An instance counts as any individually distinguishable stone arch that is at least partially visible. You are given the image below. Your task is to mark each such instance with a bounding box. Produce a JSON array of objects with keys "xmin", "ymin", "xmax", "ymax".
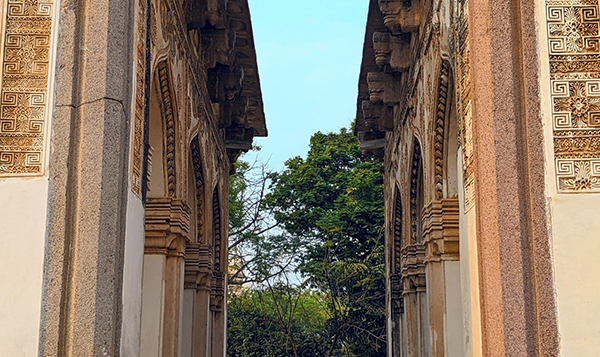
[
  {"xmin": 433, "ymin": 59, "xmax": 452, "ymax": 200},
  {"xmin": 156, "ymin": 60, "xmax": 178, "ymax": 197}
]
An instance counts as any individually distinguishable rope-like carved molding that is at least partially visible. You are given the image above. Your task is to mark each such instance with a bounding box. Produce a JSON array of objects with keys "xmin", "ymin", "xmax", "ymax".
[
  {"xmin": 211, "ymin": 188, "xmax": 224, "ymax": 311},
  {"xmin": 0, "ymin": 0, "xmax": 57, "ymax": 175},
  {"xmin": 409, "ymin": 139, "xmax": 422, "ymax": 244},
  {"xmin": 131, "ymin": 0, "xmax": 149, "ymax": 196},
  {"xmin": 393, "ymin": 186, "xmax": 403, "ymax": 274},
  {"xmin": 191, "ymin": 136, "xmax": 204, "ymax": 242},
  {"xmin": 212, "ymin": 188, "xmax": 222, "ymax": 273},
  {"xmin": 545, "ymin": 0, "xmax": 600, "ymax": 192},
  {"xmin": 157, "ymin": 62, "xmax": 177, "ymax": 196},
  {"xmin": 434, "ymin": 61, "xmax": 450, "ymax": 200}
]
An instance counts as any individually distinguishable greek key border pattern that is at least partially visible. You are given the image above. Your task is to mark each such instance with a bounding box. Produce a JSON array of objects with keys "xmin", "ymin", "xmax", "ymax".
[
  {"xmin": 547, "ymin": 0, "xmax": 600, "ymax": 192},
  {"xmin": 0, "ymin": 0, "xmax": 55, "ymax": 176}
]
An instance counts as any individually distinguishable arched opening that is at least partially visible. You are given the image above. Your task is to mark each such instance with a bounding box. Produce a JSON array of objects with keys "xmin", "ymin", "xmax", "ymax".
[{"xmin": 391, "ymin": 185, "xmax": 406, "ymax": 357}]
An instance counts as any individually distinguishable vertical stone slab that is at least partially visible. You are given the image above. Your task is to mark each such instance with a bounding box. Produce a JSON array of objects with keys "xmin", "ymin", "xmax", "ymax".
[
  {"xmin": 468, "ymin": 0, "xmax": 560, "ymax": 355},
  {"xmin": 38, "ymin": 0, "xmax": 134, "ymax": 352}
]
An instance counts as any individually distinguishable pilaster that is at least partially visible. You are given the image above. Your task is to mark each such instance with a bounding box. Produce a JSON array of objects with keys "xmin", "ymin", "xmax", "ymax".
[{"xmin": 38, "ymin": 0, "xmax": 135, "ymax": 351}]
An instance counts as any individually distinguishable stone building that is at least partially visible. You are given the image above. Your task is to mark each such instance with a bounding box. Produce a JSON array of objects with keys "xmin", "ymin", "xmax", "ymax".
[
  {"xmin": 0, "ymin": 0, "xmax": 265, "ymax": 355},
  {"xmin": 356, "ymin": 0, "xmax": 600, "ymax": 356}
]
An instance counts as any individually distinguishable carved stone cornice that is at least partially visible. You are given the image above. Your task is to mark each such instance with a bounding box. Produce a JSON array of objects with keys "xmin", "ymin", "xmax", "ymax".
[
  {"xmin": 225, "ymin": 125, "xmax": 254, "ymax": 172},
  {"xmin": 358, "ymin": 130, "xmax": 387, "ymax": 159},
  {"xmin": 362, "ymin": 100, "xmax": 394, "ymax": 133},
  {"xmin": 390, "ymin": 273, "xmax": 404, "ymax": 314},
  {"xmin": 377, "ymin": 0, "xmax": 423, "ymax": 34},
  {"xmin": 186, "ymin": 0, "xmax": 228, "ymax": 31},
  {"xmin": 401, "ymin": 243, "xmax": 426, "ymax": 295},
  {"xmin": 184, "ymin": 242, "xmax": 214, "ymax": 289},
  {"xmin": 207, "ymin": 65, "xmax": 244, "ymax": 104},
  {"xmin": 373, "ymin": 32, "xmax": 411, "ymax": 73},
  {"xmin": 422, "ymin": 199, "xmax": 459, "ymax": 262},
  {"xmin": 367, "ymin": 72, "xmax": 400, "ymax": 106},
  {"xmin": 145, "ymin": 197, "xmax": 191, "ymax": 254},
  {"xmin": 210, "ymin": 272, "xmax": 225, "ymax": 312}
]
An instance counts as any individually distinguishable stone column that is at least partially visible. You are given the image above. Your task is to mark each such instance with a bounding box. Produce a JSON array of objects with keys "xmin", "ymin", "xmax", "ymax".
[
  {"xmin": 423, "ymin": 199, "xmax": 463, "ymax": 357},
  {"xmin": 185, "ymin": 243, "xmax": 213, "ymax": 357},
  {"xmin": 38, "ymin": 0, "xmax": 135, "ymax": 352},
  {"xmin": 142, "ymin": 197, "xmax": 190, "ymax": 357},
  {"xmin": 389, "ymin": 274, "xmax": 404, "ymax": 356},
  {"xmin": 402, "ymin": 244, "xmax": 427, "ymax": 357},
  {"xmin": 467, "ymin": 0, "xmax": 560, "ymax": 355}
]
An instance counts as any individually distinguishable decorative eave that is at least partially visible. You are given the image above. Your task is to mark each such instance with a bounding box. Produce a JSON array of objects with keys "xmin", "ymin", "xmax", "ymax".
[
  {"xmin": 356, "ymin": 0, "xmax": 387, "ymax": 137},
  {"xmin": 356, "ymin": 0, "xmax": 421, "ymax": 159},
  {"xmin": 227, "ymin": 0, "xmax": 267, "ymax": 137}
]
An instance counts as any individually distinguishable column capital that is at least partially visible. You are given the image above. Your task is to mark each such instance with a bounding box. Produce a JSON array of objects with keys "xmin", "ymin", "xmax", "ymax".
[{"xmin": 422, "ymin": 199, "xmax": 460, "ymax": 262}]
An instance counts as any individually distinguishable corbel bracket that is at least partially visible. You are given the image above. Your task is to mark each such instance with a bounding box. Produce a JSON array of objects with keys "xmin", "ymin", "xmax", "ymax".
[
  {"xmin": 373, "ymin": 32, "xmax": 411, "ymax": 72},
  {"xmin": 378, "ymin": 0, "xmax": 423, "ymax": 34}
]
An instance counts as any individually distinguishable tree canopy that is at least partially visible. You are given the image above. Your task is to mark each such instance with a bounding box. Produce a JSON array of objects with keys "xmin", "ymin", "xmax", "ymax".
[{"xmin": 228, "ymin": 127, "xmax": 386, "ymax": 356}]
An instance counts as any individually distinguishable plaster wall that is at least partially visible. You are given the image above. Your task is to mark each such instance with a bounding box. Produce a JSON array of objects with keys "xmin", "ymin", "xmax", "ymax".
[
  {"xmin": 120, "ymin": 192, "xmax": 145, "ymax": 357},
  {"xmin": 141, "ymin": 254, "xmax": 167, "ymax": 357},
  {"xmin": 537, "ymin": 2, "xmax": 600, "ymax": 353},
  {"xmin": 444, "ymin": 261, "xmax": 464, "ymax": 357},
  {"xmin": 181, "ymin": 289, "xmax": 195, "ymax": 357},
  {"xmin": 458, "ymin": 149, "xmax": 482, "ymax": 357},
  {"xmin": 0, "ymin": 178, "xmax": 48, "ymax": 356}
]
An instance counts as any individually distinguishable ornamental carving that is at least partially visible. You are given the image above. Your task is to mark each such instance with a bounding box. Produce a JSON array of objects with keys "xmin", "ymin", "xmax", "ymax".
[
  {"xmin": 546, "ymin": 0, "xmax": 600, "ymax": 192},
  {"xmin": 409, "ymin": 139, "xmax": 422, "ymax": 244},
  {"xmin": 393, "ymin": 186, "xmax": 403, "ymax": 274},
  {"xmin": 434, "ymin": 61, "xmax": 450, "ymax": 200},
  {"xmin": 191, "ymin": 136, "xmax": 205, "ymax": 242},
  {"xmin": 0, "ymin": 0, "xmax": 56, "ymax": 176},
  {"xmin": 131, "ymin": 0, "xmax": 149, "ymax": 196},
  {"xmin": 453, "ymin": 0, "xmax": 475, "ymax": 207},
  {"xmin": 157, "ymin": 62, "xmax": 177, "ymax": 197}
]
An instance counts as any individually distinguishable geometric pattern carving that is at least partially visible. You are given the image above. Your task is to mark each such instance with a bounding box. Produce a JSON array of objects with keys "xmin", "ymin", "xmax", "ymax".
[
  {"xmin": 547, "ymin": 0, "xmax": 600, "ymax": 192},
  {"xmin": 0, "ymin": 0, "xmax": 55, "ymax": 175},
  {"xmin": 131, "ymin": 0, "xmax": 149, "ymax": 196}
]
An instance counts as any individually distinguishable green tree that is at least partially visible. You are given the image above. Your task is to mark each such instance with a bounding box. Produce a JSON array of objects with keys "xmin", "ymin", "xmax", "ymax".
[
  {"xmin": 227, "ymin": 283, "xmax": 330, "ymax": 357},
  {"xmin": 264, "ymin": 127, "xmax": 387, "ymax": 356}
]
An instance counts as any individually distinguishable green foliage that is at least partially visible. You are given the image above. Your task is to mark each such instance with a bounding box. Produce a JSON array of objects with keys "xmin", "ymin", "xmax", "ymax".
[
  {"xmin": 227, "ymin": 285, "xmax": 329, "ymax": 357},
  {"xmin": 228, "ymin": 127, "xmax": 386, "ymax": 356},
  {"xmin": 264, "ymin": 128, "xmax": 387, "ymax": 356}
]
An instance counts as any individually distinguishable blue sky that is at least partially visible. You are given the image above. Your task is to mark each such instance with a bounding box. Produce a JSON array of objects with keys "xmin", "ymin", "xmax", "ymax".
[{"xmin": 247, "ymin": 0, "xmax": 369, "ymax": 171}]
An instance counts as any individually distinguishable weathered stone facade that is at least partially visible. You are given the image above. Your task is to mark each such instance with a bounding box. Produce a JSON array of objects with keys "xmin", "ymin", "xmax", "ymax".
[
  {"xmin": 0, "ymin": 0, "xmax": 265, "ymax": 355},
  {"xmin": 357, "ymin": 0, "xmax": 600, "ymax": 355}
]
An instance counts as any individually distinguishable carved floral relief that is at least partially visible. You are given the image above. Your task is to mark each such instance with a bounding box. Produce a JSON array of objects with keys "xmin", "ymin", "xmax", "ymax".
[{"xmin": 547, "ymin": 0, "xmax": 600, "ymax": 192}]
